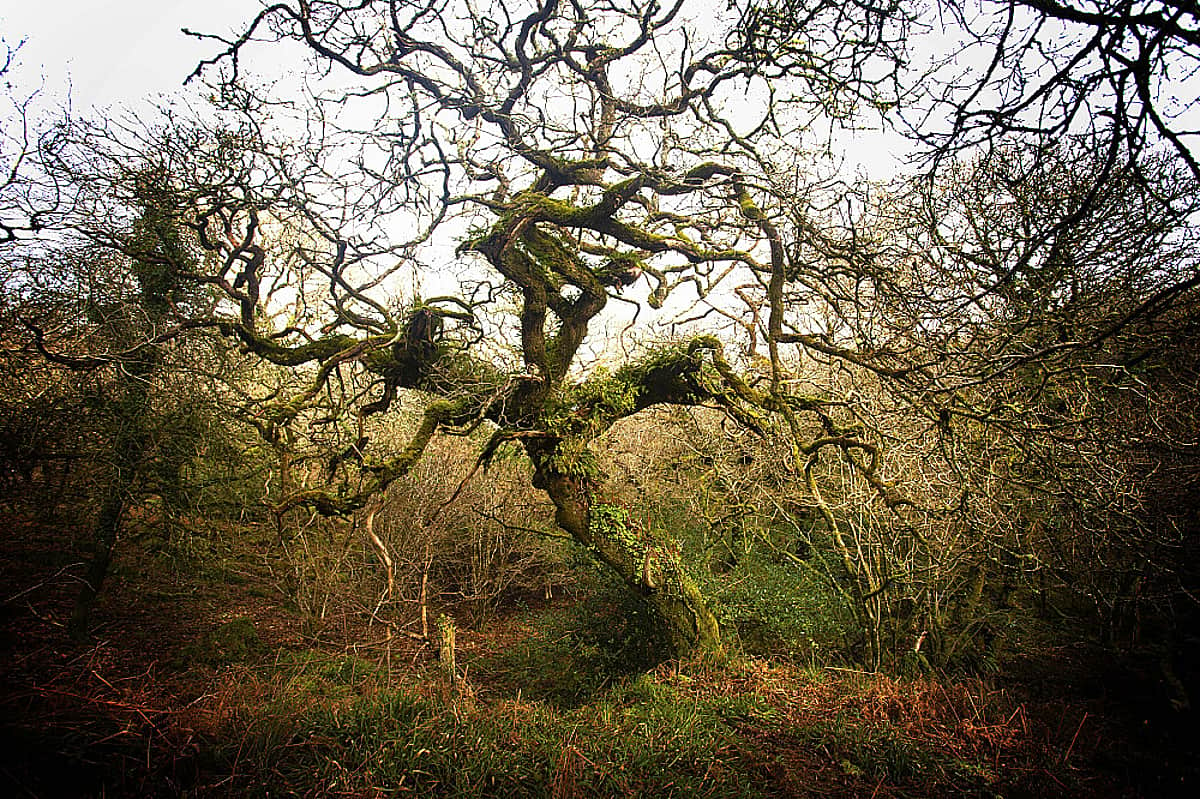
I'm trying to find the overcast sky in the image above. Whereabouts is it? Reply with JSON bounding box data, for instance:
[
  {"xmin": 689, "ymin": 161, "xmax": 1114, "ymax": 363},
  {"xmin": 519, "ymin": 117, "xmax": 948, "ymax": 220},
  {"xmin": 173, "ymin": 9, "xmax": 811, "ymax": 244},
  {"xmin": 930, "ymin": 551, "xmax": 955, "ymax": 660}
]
[
  {"xmin": 2, "ymin": 1, "xmax": 256, "ymax": 109},
  {"xmin": 2, "ymin": 0, "xmax": 909, "ymax": 188}
]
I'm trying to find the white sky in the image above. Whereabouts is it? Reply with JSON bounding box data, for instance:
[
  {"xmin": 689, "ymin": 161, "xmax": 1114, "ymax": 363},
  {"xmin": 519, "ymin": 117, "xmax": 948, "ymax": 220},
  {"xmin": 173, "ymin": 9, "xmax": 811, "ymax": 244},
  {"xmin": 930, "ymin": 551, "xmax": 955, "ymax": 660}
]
[
  {"xmin": 1, "ymin": 1, "xmax": 257, "ymax": 110},
  {"xmin": 2, "ymin": 1, "xmax": 906, "ymax": 171},
  {"xmin": 0, "ymin": 0, "xmax": 907, "ymax": 357}
]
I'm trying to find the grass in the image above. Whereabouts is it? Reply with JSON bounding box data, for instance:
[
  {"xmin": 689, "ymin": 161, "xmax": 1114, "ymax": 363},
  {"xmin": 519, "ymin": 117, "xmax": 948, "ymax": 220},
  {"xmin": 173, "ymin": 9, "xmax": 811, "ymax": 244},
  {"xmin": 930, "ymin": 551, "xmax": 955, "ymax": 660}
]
[
  {"xmin": 467, "ymin": 577, "xmax": 676, "ymax": 707},
  {"xmin": 175, "ymin": 616, "xmax": 267, "ymax": 669},
  {"xmin": 198, "ymin": 660, "xmax": 776, "ymax": 797},
  {"xmin": 2, "ymin": 506, "xmax": 1189, "ymax": 798},
  {"xmin": 173, "ymin": 646, "xmax": 1055, "ymax": 799}
]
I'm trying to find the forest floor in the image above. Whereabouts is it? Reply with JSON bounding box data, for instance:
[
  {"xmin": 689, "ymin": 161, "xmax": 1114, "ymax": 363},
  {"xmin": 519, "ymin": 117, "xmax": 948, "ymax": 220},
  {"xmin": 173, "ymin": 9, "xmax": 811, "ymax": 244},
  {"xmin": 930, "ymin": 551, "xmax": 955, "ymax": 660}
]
[{"xmin": 0, "ymin": 507, "xmax": 1195, "ymax": 798}]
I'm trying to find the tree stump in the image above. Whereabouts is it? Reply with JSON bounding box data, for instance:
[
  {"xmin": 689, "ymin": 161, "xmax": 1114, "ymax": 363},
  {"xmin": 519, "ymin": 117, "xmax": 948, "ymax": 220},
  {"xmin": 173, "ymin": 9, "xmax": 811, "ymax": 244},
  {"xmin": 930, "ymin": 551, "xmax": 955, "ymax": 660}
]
[{"xmin": 436, "ymin": 614, "xmax": 456, "ymax": 684}]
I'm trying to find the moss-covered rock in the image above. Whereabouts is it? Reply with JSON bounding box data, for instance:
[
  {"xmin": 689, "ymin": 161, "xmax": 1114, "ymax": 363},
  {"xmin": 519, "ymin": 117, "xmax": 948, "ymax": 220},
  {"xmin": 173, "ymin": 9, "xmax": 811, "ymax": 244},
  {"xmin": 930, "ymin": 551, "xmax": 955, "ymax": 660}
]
[{"xmin": 178, "ymin": 616, "xmax": 265, "ymax": 668}]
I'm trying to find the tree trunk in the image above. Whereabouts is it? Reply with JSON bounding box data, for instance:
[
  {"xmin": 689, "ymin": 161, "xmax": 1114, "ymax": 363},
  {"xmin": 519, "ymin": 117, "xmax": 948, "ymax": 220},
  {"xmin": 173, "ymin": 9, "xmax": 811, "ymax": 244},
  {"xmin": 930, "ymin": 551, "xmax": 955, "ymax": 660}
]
[
  {"xmin": 68, "ymin": 484, "xmax": 126, "ymax": 639},
  {"xmin": 69, "ymin": 365, "xmax": 154, "ymax": 639},
  {"xmin": 537, "ymin": 469, "xmax": 721, "ymax": 656}
]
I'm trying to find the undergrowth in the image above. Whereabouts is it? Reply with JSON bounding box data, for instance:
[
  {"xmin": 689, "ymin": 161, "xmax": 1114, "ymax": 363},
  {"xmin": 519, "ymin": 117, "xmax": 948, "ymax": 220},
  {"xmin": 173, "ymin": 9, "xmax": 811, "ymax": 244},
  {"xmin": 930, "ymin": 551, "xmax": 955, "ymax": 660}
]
[
  {"xmin": 201, "ymin": 660, "xmax": 774, "ymax": 798},
  {"xmin": 183, "ymin": 649, "xmax": 1058, "ymax": 798},
  {"xmin": 469, "ymin": 571, "xmax": 674, "ymax": 706},
  {"xmin": 2, "ymin": 507, "xmax": 1175, "ymax": 799}
]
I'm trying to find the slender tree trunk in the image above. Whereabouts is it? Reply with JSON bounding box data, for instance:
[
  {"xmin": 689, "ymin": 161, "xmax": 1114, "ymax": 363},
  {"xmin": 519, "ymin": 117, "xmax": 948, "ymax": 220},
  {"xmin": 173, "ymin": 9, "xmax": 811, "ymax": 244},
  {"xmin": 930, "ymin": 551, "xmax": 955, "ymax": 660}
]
[
  {"xmin": 68, "ymin": 485, "xmax": 126, "ymax": 639},
  {"xmin": 67, "ymin": 186, "xmax": 194, "ymax": 640},
  {"xmin": 437, "ymin": 613, "xmax": 457, "ymax": 683},
  {"xmin": 69, "ymin": 414, "xmax": 147, "ymax": 639},
  {"xmin": 420, "ymin": 543, "xmax": 432, "ymax": 641},
  {"xmin": 68, "ymin": 349, "xmax": 156, "ymax": 639}
]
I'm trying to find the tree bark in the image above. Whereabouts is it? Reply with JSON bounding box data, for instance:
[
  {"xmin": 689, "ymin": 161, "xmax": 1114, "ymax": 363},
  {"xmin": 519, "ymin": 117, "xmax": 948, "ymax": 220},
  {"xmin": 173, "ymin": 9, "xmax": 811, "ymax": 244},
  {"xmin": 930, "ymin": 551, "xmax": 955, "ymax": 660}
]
[
  {"xmin": 68, "ymin": 483, "xmax": 126, "ymax": 639},
  {"xmin": 68, "ymin": 409, "xmax": 147, "ymax": 640},
  {"xmin": 536, "ymin": 468, "xmax": 721, "ymax": 657}
]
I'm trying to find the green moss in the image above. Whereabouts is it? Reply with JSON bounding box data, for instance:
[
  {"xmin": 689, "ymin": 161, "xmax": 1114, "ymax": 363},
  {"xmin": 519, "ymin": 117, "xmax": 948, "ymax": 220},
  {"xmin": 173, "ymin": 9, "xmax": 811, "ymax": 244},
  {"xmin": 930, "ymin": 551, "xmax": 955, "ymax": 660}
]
[
  {"xmin": 537, "ymin": 441, "xmax": 603, "ymax": 482},
  {"xmin": 514, "ymin": 191, "xmax": 593, "ymax": 226},
  {"xmin": 589, "ymin": 503, "xmax": 640, "ymax": 550},
  {"xmin": 516, "ymin": 225, "xmax": 581, "ymax": 282},
  {"xmin": 542, "ymin": 341, "xmax": 726, "ymax": 442},
  {"xmin": 177, "ymin": 616, "xmax": 265, "ymax": 668},
  {"xmin": 219, "ymin": 323, "xmax": 359, "ymax": 367},
  {"xmin": 543, "ymin": 368, "xmax": 642, "ymax": 439},
  {"xmin": 736, "ymin": 186, "xmax": 765, "ymax": 221}
]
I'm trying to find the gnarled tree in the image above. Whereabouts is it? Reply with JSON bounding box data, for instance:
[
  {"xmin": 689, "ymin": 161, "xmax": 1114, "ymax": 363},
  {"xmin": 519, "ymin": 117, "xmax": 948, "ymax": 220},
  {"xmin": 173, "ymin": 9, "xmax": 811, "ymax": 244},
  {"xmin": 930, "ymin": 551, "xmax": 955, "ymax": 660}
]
[{"xmin": 102, "ymin": 0, "xmax": 905, "ymax": 654}]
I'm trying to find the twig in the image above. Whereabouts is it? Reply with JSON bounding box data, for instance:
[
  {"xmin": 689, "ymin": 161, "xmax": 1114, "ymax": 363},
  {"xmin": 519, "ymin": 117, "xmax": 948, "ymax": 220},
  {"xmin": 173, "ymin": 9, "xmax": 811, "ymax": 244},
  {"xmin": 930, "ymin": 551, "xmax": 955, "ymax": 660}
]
[
  {"xmin": 1063, "ymin": 712, "xmax": 1088, "ymax": 764},
  {"xmin": 3, "ymin": 562, "xmax": 86, "ymax": 603},
  {"xmin": 28, "ymin": 685, "xmax": 171, "ymax": 738},
  {"xmin": 24, "ymin": 600, "xmax": 61, "ymax": 628}
]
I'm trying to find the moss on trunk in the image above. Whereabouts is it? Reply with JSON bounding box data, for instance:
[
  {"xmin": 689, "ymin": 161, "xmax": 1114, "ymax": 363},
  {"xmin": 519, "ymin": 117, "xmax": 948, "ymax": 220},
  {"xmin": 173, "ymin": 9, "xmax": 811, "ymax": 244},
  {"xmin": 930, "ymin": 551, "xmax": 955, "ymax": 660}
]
[{"xmin": 537, "ymin": 468, "xmax": 721, "ymax": 657}]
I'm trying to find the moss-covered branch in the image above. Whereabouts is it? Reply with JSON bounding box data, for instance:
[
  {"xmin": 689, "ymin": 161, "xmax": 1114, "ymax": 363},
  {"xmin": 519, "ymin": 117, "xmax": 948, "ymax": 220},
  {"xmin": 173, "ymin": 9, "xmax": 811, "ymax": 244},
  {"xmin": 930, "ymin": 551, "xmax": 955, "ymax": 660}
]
[
  {"xmin": 275, "ymin": 398, "xmax": 465, "ymax": 516},
  {"xmin": 218, "ymin": 321, "xmax": 363, "ymax": 367},
  {"xmin": 541, "ymin": 336, "xmax": 829, "ymax": 443}
]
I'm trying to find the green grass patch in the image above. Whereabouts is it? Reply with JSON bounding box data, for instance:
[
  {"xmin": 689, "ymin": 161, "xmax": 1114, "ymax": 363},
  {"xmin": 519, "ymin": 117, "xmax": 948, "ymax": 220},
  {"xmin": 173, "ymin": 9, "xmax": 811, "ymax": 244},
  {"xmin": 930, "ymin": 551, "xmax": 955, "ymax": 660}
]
[
  {"xmin": 470, "ymin": 577, "xmax": 674, "ymax": 707},
  {"xmin": 786, "ymin": 707, "xmax": 999, "ymax": 793},
  {"xmin": 175, "ymin": 615, "xmax": 266, "ymax": 668},
  {"xmin": 212, "ymin": 668, "xmax": 774, "ymax": 798}
]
